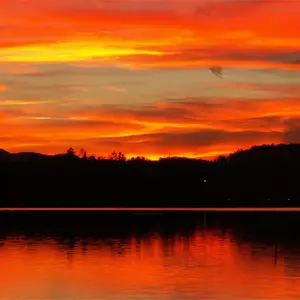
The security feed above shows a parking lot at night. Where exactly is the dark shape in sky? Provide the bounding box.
[209,66,223,78]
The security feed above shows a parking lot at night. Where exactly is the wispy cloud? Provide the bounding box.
[106,85,128,93]
[7,67,40,75]
[0,96,299,158]
[0,0,299,69]
[0,84,9,91]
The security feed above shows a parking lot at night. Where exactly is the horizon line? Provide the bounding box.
[1,142,298,161]
[1,207,300,211]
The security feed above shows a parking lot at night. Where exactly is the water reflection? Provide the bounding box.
[1,211,300,299]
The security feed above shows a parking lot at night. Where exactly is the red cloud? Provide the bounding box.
[0,97,300,159]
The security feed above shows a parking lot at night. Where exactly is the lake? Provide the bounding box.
[1,210,300,299]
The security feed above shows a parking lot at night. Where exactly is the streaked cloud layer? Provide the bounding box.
[0,0,300,158]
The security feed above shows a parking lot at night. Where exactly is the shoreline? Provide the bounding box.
[1,207,300,211]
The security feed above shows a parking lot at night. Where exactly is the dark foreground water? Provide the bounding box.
[1,210,300,299]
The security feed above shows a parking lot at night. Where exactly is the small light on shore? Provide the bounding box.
[204,179,207,183]
[288,198,291,201]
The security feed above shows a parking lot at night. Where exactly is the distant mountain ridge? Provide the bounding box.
[0,148,11,157]
[0,149,50,162]
[1,143,300,162]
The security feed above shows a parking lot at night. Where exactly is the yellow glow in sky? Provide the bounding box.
[0,39,164,63]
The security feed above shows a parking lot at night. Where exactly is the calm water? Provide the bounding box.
[1,210,300,299]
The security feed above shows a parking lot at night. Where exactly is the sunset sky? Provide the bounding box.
[1,0,300,159]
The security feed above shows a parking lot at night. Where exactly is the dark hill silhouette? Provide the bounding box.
[0,149,11,159]
[0,149,50,162]
[0,144,300,208]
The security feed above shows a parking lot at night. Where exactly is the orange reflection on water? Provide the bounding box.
[0,229,300,299]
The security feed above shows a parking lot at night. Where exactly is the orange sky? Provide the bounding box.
[1,0,300,159]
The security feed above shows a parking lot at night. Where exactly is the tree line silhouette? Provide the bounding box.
[0,143,300,207]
